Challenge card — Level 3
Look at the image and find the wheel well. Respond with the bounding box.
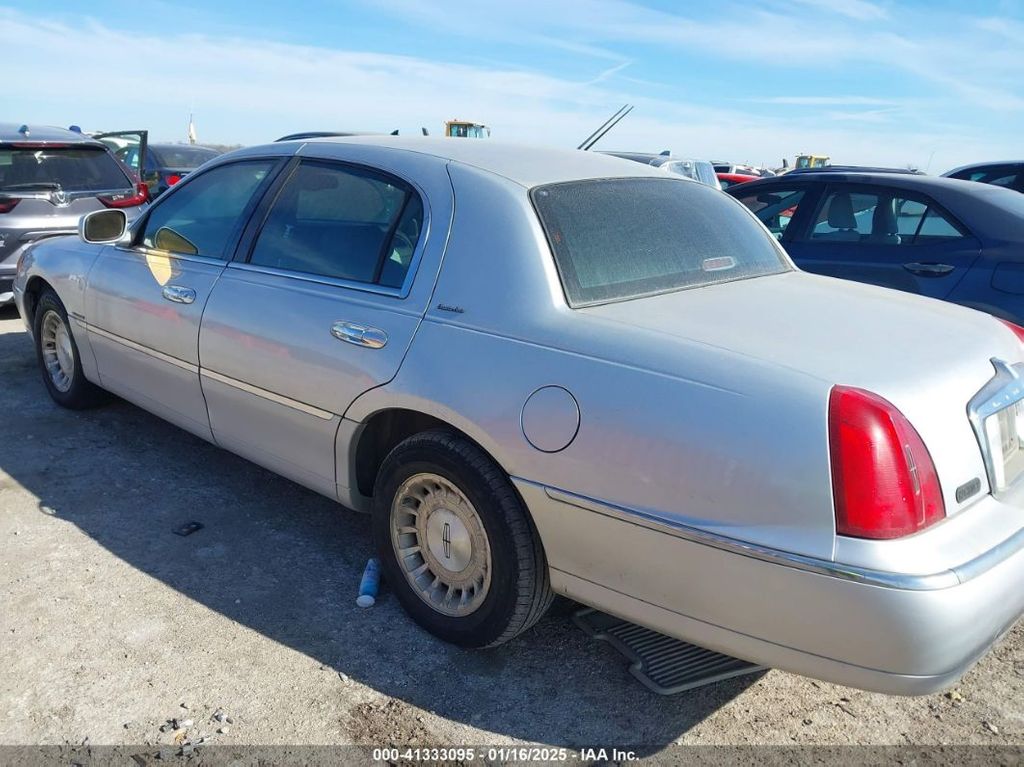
[22,276,53,328]
[354,409,481,497]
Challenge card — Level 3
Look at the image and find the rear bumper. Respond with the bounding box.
[517,480,1024,695]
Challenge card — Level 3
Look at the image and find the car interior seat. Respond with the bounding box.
[815,192,861,241]
[868,198,901,244]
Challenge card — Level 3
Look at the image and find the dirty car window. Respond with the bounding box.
[532,178,789,306]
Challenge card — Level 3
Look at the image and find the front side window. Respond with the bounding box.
[532,178,789,306]
[140,160,273,258]
[736,188,806,239]
[808,187,965,245]
[249,161,423,287]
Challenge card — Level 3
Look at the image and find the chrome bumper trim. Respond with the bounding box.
[200,369,335,421]
[87,324,198,374]
[534,483,1024,592]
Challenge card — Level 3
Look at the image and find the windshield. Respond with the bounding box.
[151,146,219,169]
[531,178,790,306]
[0,145,131,192]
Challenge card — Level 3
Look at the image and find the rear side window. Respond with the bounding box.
[532,178,789,306]
[249,161,423,288]
[0,146,130,192]
[807,187,966,245]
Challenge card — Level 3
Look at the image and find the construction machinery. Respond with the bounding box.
[444,120,490,138]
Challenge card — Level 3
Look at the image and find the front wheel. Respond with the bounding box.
[372,430,553,647]
[33,288,106,409]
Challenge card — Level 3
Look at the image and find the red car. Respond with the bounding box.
[716,172,759,190]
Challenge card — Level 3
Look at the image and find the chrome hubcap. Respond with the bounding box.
[390,473,492,617]
[40,310,74,393]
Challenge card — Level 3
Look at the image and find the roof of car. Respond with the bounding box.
[148,142,220,151]
[273,136,667,187]
[943,161,1024,176]
[786,165,923,175]
[0,122,103,144]
[738,170,966,189]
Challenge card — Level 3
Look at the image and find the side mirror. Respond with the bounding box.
[79,209,127,244]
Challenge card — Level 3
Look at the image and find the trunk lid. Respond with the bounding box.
[580,270,1020,515]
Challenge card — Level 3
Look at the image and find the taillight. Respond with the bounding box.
[99,182,149,209]
[998,318,1024,345]
[166,174,182,186]
[0,198,19,214]
[828,386,945,539]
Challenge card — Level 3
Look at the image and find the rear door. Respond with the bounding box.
[85,158,282,439]
[783,183,981,299]
[198,150,452,498]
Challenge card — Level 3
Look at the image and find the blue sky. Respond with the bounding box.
[5,0,1023,170]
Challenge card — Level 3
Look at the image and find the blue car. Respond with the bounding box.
[943,161,1024,194]
[728,171,1024,323]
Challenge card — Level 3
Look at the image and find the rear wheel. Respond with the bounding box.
[33,289,106,409]
[372,430,553,647]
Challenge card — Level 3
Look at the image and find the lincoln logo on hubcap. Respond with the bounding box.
[442,521,452,559]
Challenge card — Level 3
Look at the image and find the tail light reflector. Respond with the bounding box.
[829,386,945,539]
[0,198,19,214]
[166,174,182,186]
[99,182,149,209]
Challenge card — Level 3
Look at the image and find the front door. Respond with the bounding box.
[85,158,279,439]
[198,153,451,499]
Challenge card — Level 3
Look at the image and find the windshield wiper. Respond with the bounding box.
[0,182,61,192]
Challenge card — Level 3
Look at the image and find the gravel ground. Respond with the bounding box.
[1,303,1024,759]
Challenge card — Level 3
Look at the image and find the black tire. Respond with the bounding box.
[372,429,553,647]
[32,288,106,409]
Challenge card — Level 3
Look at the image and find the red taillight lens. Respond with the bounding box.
[828,386,945,539]
[998,318,1024,345]
[99,182,149,209]
[0,198,19,214]
[166,174,182,186]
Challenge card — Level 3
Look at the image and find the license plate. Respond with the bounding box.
[995,400,1024,488]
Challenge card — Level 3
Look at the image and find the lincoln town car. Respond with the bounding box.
[13,137,1024,695]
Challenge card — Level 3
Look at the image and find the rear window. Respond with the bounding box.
[151,146,219,169]
[0,145,131,192]
[531,178,789,306]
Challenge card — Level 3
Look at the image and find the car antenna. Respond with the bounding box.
[577,104,633,151]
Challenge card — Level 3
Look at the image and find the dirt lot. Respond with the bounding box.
[1,302,1024,759]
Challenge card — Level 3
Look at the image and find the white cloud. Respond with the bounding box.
[2,6,1021,173]
[788,0,889,21]
[753,96,899,106]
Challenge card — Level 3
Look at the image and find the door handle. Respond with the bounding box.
[903,262,954,277]
[161,285,197,304]
[331,321,388,349]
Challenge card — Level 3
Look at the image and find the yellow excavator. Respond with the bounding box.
[444,120,490,138]
[794,153,831,170]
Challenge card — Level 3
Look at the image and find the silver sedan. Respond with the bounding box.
[13,137,1024,695]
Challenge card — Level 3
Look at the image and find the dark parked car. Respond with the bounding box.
[0,123,149,306]
[728,171,1024,322]
[944,162,1024,194]
[118,143,221,198]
